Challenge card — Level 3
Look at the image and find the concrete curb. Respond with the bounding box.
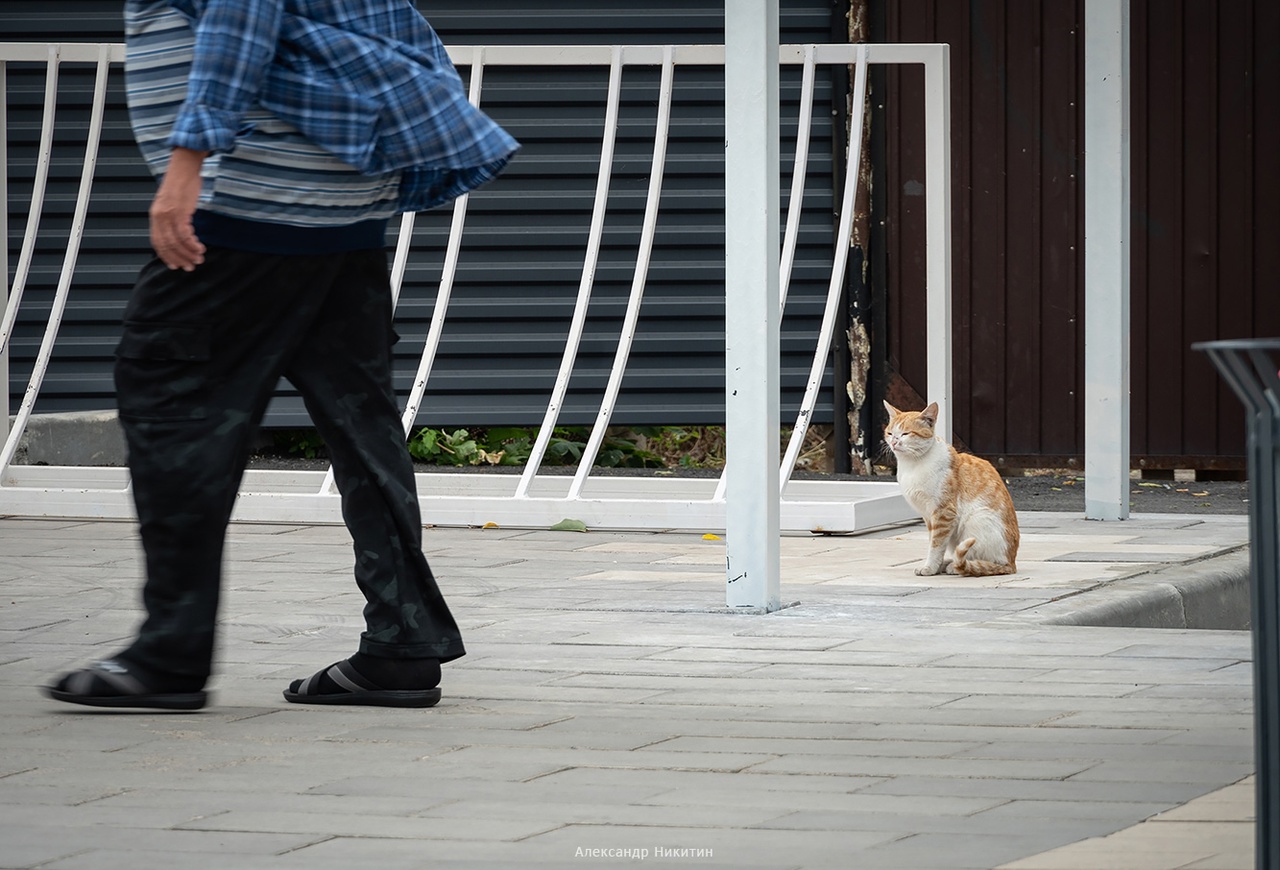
[7,409,127,467]
[1019,546,1252,630]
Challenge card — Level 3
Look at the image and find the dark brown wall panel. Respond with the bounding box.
[1038,0,1084,457]
[1130,0,1278,461]
[1002,0,1044,455]
[882,0,1275,467]
[883,0,930,421]
[967,0,1011,454]
[1252,0,1280,356]
[1134,0,1186,457]
[883,0,1084,462]
[1177,0,1224,455]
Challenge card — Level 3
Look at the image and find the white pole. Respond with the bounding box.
[924,44,953,442]
[1084,0,1131,520]
[724,0,781,610]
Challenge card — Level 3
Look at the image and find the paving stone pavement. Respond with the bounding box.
[0,511,1258,870]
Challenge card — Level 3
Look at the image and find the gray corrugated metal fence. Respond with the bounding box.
[3,1,848,429]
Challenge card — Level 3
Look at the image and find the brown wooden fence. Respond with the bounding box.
[877,0,1280,471]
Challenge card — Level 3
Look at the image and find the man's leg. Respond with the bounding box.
[48,250,336,703]
[285,249,464,665]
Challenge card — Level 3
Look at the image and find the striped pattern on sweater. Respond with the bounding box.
[124,0,401,228]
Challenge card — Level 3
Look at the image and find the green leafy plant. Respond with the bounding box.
[263,424,744,471]
[645,426,726,468]
[408,427,486,466]
[545,427,665,468]
[484,427,535,466]
[272,428,328,460]
[405,425,667,469]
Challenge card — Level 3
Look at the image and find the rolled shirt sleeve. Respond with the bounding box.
[158,0,518,212]
[167,0,283,154]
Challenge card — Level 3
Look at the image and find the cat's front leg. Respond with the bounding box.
[915,552,948,576]
[915,517,952,575]
[916,509,957,578]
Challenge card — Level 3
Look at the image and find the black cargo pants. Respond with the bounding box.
[113,246,465,686]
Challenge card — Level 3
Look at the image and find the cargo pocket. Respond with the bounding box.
[114,322,213,422]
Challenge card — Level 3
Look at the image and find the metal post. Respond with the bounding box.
[1196,338,1280,870]
[923,44,952,442]
[1084,0,1132,520]
[724,0,781,610]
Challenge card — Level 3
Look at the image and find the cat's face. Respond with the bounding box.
[883,401,939,460]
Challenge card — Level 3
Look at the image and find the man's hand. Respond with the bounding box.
[150,147,209,271]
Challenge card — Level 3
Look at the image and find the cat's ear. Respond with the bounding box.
[919,402,939,428]
[883,400,900,419]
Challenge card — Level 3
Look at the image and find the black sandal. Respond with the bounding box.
[283,659,441,708]
[43,659,207,711]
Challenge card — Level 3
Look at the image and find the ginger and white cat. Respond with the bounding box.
[883,401,1020,577]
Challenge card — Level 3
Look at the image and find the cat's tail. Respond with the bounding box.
[954,537,1017,577]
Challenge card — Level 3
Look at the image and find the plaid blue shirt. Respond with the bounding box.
[161,0,518,213]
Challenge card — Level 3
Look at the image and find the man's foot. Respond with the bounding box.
[283,657,441,708]
[43,659,208,710]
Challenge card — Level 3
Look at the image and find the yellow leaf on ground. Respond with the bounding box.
[1192,491,1210,497]
[702,533,723,541]
[481,522,500,529]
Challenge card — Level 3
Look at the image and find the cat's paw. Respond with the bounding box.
[914,565,942,576]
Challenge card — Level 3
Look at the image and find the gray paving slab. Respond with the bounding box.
[846,831,1098,870]
[758,808,1122,840]
[0,832,324,870]
[0,512,1258,870]
[858,774,1233,805]
[974,799,1188,821]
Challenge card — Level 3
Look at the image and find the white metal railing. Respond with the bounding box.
[0,41,951,533]
[1,43,120,472]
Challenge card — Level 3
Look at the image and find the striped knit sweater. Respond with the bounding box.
[124,0,517,254]
[125,0,402,242]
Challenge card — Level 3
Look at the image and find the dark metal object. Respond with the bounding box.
[1195,337,1280,870]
